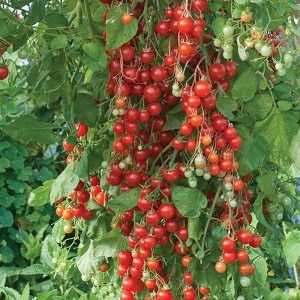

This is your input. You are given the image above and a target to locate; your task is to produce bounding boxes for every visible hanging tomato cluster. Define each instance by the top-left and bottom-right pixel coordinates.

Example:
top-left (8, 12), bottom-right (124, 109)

top-left (52, 0), bottom-right (292, 299)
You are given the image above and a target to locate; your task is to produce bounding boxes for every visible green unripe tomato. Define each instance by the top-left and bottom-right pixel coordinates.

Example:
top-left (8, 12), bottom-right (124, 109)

top-left (18, 49), bottom-right (28, 59)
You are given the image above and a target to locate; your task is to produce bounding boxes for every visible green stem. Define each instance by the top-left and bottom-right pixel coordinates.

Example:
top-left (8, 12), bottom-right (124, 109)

top-left (201, 185), bottom-right (222, 250)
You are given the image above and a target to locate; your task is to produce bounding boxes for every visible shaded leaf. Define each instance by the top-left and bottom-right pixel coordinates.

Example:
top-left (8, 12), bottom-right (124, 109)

top-left (107, 187), bottom-right (140, 213)
top-left (254, 108), bottom-right (298, 169)
top-left (28, 180), bottom-right (55, 207)
top-left (2, 116), bottom-right (60, 144)
top-left (172, 185), bottom-right (207, 218)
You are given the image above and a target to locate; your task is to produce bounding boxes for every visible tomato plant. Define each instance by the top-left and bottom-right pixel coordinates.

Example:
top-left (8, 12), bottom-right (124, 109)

top-left (1, 0), bottom-right (300, 299)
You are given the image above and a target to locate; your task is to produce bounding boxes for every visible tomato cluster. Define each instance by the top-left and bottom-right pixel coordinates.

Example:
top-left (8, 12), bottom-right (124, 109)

top-left (56, 0), bottom-right (270, 298)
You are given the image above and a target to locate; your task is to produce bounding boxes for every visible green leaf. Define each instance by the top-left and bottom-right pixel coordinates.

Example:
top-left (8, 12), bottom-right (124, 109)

top-left (249, 248), bottom-right (268, 286)
top-left (75, 145), bottom-right (103, 181)
top-left (235, 125), bottom-right (267, 175)
top-left (0, 157), bottom-right (10, 172)
top-left (82, 43), bottom-right (108, 71)
top-left (50, 34), bottom-right (68, 49)
top-left (50, 162), bottom-right (80, 204)
top-left (216, 96), bottom-right (238, 120)
top-left (28, 180), bottom-right (55, 207)
top-left (44, 13), bottom-right (68, 27)
top-left (282, 230), bottom-right (300, 267)
top-left (164, 104), bottom-right (185, 130)
top-left (243, 94), bottom-right (273, 120)
top-left (256, 171), bottom-right (277, 198)
top-left (93, 228), bottom-right (126, 258)
top-left (40, 235), bottom-right (60, 269)
top-left (254, 108), bottom-right (298, 168)
top-left (0, 246), bottom-right (14, 263)
top-left (20, 283), bottom-right (30, 300)
top-left (107, 187), bottom-right (140, 213)
top-left (274, 82), bottom-right (293, 99)
top-left (270, 288), bottom-right (289, 300)
top-left (289, 129), bottom-right (300, 170)
top-left (253, 193), bottom-right (274, 231)
top-left (231, 68), bottom-right (257, 102)
top-left (74, 93), bottom-right (98, 126)
top-left (172, 185), bottom-right (207, 218)
top-left (105, 5), bottom-right (138, 50)
top-left (211, 17), bottom-right (227, 37)
top-left (2, 115), bottom-right (60, 144)
top-left (277, 100), bottom-right (293, 111)
top-left (0, 286), bottom-right (21, 300)
top-left (0, 207), bottom-right (14, 228)
top-left (19, 264), bottom-right (52, 276)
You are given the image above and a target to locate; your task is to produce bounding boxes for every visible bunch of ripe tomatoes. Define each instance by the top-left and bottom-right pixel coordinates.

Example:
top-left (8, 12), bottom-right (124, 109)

top-left (55, 0), bottom-right (287, 299)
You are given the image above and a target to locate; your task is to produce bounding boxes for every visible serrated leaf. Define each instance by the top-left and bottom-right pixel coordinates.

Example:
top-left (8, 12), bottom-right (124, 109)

top-left (28, 180), bottom-right (54, 207)
top-left (231, 68), bottom-right (257, 101)
top-left (50, 162), bottom-right (79, 204)
top-left (282, 230), bottom-right (300, 267)
top-left (244, 94), bottom-right (273, 120)
top-left (107, 187), bottom-right (140, 213)
top-left (2, 116), bottom-right (60, 144)
top-left (216, 96), bottom-right (238, 120)
top-left (172, 185), bottom-right (207, 218)
top-left (50, 34), bottom-right (68, 49)
top-left (105, 5), bottom-right (138, 50)
top-left (289, 129), bottom-right (300, 170)
top-left (254, 108), bottom-right (298, 168)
